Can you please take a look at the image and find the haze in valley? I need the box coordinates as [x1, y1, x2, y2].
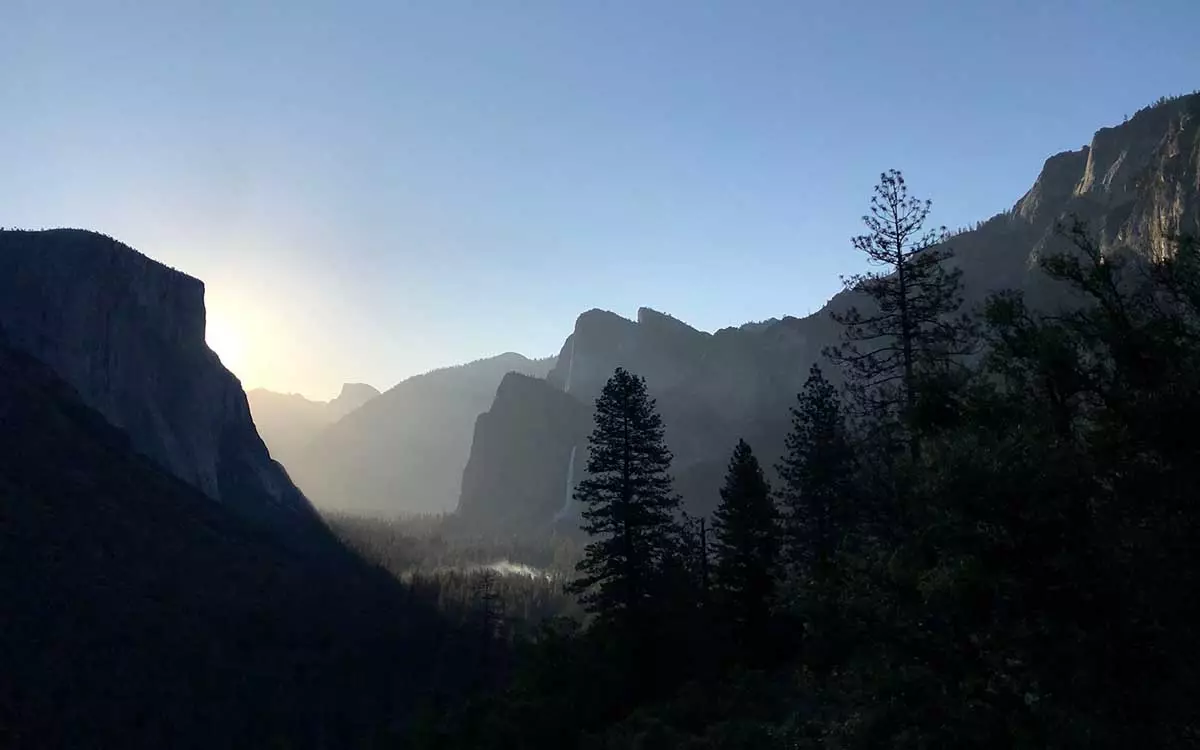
[3, 2, 1200, 747]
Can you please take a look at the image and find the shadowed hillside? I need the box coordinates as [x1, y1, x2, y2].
[0, 334, 459, 748]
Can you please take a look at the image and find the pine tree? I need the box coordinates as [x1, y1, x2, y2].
[777, 364, 855, 581]
[827, 169, 973, 458]
[569, 368, 680, 635]
[711, 439, 777, 663]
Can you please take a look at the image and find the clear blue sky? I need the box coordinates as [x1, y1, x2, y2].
[2, 1, 1196, 399]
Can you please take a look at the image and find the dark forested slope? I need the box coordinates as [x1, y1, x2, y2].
[0, 337, 445, 749]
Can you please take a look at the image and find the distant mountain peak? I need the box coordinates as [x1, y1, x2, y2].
[337, 382, 379, 398]
[279, 351, 556, 516]
[635, 306, 707, 336]
[573, 307, 634, 330]
[327, 382, 380, 420]
[635, 306, 673, 324]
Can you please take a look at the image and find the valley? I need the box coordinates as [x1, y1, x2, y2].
[2, 9, 1198, 743]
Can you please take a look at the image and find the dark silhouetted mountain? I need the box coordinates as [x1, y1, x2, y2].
[247, 382, 379, 468]
[458, 92, 1200, 530]
[0, 328, 447, 749]
[0, 229, 320, 539]
[457, 372, 591, 532]
[458, 306, 810, 530]
[289, 353, 555, 516]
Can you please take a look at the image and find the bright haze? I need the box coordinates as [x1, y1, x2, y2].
[2, 1, 1196, 399]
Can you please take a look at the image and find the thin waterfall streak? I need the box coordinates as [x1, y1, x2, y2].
[564, 336, 575, 394]
[553, 444, 577, 522]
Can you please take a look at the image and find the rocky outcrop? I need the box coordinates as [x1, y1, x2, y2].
[972, 93, 1200, 278]
[456, 92, 1200, 530]
[290, 352, 555, 516]
[327, 382, 380, 420]
[459, 306, 815, 528]
[248, 382, 379, 468]
[457, 372, 591, 531]
[0, 229, 319, 534]
[546, 307, 711, 404]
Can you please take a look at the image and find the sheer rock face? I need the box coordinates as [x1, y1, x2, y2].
[1008, 94, 1200, 268]
[458, 93, 1200, 530]
[0, 229, 318, 531]
[459, 308, 814, 528]
[457, 372, 590, 532]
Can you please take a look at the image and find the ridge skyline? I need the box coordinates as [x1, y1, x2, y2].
[4, 0, 1196, 399]
[221, 91, 1200, 401]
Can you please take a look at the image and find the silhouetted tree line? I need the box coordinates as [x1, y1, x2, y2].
[407, 172, 1200, 749]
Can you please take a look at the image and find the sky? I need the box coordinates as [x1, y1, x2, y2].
[2, 1, 1197, 400]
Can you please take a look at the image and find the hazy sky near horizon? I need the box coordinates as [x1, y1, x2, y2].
[2, 1, 1197, 399]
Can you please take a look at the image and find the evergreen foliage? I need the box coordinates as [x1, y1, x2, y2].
[568, 367, 681, 636]
[415, 223, 1200, 750]
[776, 364, 856, 572]
[827, 170, 974, 456]
[710, 439, 777, 663]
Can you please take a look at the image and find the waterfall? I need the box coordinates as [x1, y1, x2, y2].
[552, 336, 578, 524]
[553, 444, 577, 522]
[564, 336, 575, 394]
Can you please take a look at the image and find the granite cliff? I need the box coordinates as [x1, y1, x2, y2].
[0, 229, 321, 537]
[0, 229, 453, 744]
[457, 306, 813, 530]
[328, 382, 381, 419]
[456, 92, 1200, 530]
[457, 372, 591, 531]
[940, 93, 1200, 304]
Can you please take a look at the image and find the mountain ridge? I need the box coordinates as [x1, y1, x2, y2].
[247, 381, 379, 467]
[286, 351, 556, 515]
[457, 91, 1200, 530]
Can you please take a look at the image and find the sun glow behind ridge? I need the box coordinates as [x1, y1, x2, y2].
[205, 309, 248, 377]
